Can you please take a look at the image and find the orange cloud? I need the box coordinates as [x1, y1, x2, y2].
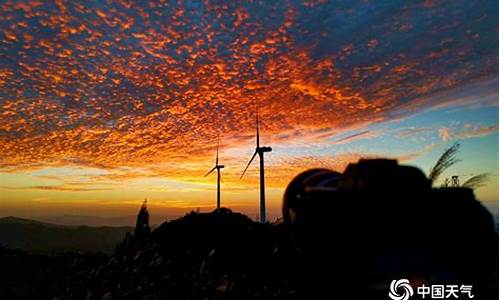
[0, 0, 496, 192]
[438, 124, 498, 142]
[1, 185, 111, 192]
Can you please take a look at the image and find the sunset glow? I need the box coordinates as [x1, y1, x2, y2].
[0, 0, 498, 220]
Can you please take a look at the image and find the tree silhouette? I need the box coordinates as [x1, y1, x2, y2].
[134, 199, 150, 238]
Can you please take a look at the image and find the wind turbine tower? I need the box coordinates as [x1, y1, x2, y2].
[241, 110, 272, 223]
[204, 137, 225, 209]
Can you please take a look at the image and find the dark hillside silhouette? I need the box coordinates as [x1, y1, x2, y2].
[65, 208, 301, 299]
[0, 244, 107, 299]
[0, 216, 131, 254]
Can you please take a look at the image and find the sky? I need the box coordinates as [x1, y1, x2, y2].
[0, 0, 498, 222]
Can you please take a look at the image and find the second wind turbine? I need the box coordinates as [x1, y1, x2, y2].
[204, 137, 224, 210]
[241, 110, 272, 223]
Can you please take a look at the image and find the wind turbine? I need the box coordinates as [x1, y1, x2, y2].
[241, 109, 272, 223]
[204, 137, 224, 209]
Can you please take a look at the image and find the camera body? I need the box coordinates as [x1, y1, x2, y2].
[283, 159, 498, 298]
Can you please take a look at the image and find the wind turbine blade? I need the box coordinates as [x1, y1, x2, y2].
[256, 106, 260, 148]
[204, 166, 216, 177]
[216, 136, 219, 165]
[241, 151, 258, 179]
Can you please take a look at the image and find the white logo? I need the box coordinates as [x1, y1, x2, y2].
[389, 280, 474, 299]
[389, 279, 414, 300]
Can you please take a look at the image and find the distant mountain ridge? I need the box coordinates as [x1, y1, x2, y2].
[33, 214, 175, 227]
[0, 216, 132, 254]
[0, 216, 50, 226]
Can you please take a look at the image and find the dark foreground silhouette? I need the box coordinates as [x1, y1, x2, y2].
[0, 159, 497, 299]
[0, 210, 298, 300]
[282, 159, 498, 299]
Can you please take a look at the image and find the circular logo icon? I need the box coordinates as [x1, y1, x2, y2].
[389, 279, 414, 300]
